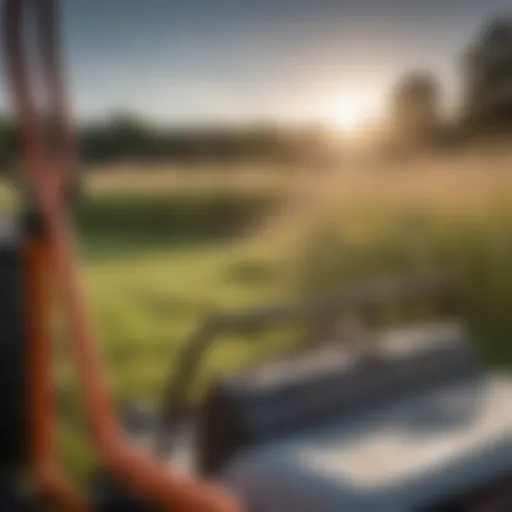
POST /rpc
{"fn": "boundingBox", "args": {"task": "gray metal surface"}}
[223,373,512,511]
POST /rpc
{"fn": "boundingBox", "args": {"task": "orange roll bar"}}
[25,237,86,511]
[4,1,240,510]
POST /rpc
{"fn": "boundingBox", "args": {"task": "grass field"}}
[5,149,512,477]
[72,154,512,404]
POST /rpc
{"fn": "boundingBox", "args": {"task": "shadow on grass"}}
[78,232,237,263]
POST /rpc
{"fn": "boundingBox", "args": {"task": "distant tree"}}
[391,71,441,148]
[79,113,339,166]
[463,17,512,129]
[82,111,156,163]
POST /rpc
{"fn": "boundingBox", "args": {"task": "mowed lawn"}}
[81,241,290,405]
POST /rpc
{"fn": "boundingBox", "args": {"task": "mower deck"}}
[223,371,512,511]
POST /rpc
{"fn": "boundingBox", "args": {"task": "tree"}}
[391,71,441,147]
[463,17,512,129]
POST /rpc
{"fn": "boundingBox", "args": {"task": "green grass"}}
[6,158,512,481]
[74,191,512,414]
[289,205,512,367]
[61,225,293,482]
[57,164,512,403]
[75,188,283,242]
[81,241,290,403]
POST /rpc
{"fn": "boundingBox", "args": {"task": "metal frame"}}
[156,273,452,456]
[3,1,238,510]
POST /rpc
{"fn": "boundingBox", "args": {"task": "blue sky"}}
[2,0,511,125]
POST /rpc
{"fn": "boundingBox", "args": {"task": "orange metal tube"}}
[6,0,241,510]
[46,209,239,512]
[25,236,88,511]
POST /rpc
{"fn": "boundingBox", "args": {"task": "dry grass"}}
[85,149,512,216]
[85,163,298,196]
[80,150,512,255]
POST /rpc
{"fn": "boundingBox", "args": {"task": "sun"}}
[321,91,379,134]
[327,101,368,133]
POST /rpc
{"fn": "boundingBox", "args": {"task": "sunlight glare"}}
[327,100,368,133]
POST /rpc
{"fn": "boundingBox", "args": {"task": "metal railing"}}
[155,272,454,457]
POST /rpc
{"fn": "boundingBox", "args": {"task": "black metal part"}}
[91,474,161,512]
[0,481,36,511]
[420,475,512,511]
[0,217,27,475]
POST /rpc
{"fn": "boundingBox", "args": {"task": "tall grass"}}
[286,159,512,367]
[289,201,512,368]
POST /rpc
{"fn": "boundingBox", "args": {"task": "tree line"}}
[0,113,337,168]
[1,16,512,168]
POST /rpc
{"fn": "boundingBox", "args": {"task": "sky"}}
[1,0,512,126]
